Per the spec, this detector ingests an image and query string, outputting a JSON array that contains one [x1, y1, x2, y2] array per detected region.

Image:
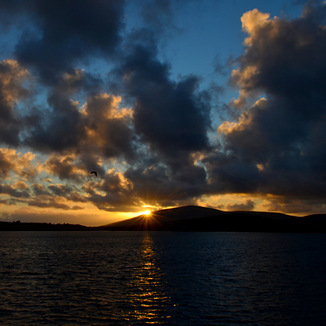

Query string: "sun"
[[143, 209, 152, 216], [138, 205, 154, 217]]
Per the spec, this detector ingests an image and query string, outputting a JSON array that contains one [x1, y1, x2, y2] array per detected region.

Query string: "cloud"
[[25, 90, 85, 152], [0, 0, 213, 217], [32, 183, 50, 196], [0, 0, 125, 84], [118, 42, 211, 165], [83, 169, 138, 212], [48, 184, 76, 197], [241, 9, 270, 43], [27, 197, 71, 210], [0, 183, 30, 198], [262, 196, 326, 215], [44, 154, 86, 181], [81, 93, 136, 160], [1, 1, 326, 218], [25, 90, 136, 165], [224, 199, 255, 211], [0, 59, 30, 145], [0, 148, 38, 180], [217, 1, 326, 200], [29, 183, 87, 210], [0, 148, 15, 179], [136, 0, 177, 37]]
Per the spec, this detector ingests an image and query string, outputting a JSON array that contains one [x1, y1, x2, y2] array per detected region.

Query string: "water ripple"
[[1, 231, 326, 325]]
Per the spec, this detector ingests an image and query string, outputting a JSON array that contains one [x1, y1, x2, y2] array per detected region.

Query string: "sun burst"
[[143, 209, 152, 216]]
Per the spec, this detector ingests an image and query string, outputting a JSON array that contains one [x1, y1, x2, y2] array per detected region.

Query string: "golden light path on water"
[[126, 233, 173, 324]]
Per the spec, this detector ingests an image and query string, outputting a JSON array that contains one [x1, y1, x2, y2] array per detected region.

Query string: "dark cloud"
[[83, 170, 138, 212], [26, 91, 84, 152], [82, 163, 204, 212], [263, 196, 326, 215], [0, 60, 30, 145], [27, 197, 71, 210], [1, 0, 326, 217], [81, 93, 136, 160], [0, 183, 30, 198], [204, 152, 262, 194], [48, 184, 76, 197], [224, 199, 255, 211], [0, 0, 119, 158], [44, 154, 84, 181], [0, 0, 212, 204], [68, 192, 88, 203], [103, 35, 212, 207], [124, 166, 184, 206], [32, 183, 50, 196], [138, 0, 176, 36], [0, 149, 15, 179], [119, 43, 211, 160], [0, 0, 125, 84], [30, 183, 87, 209], [56, 69, 104, 97], [25, 90, 135, 164], [216, 2, 326, 199]]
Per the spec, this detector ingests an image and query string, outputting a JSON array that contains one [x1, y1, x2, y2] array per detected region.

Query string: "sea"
[[1, 231, 326, 325]]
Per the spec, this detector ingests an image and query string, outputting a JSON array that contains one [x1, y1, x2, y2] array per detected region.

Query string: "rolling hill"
[[98, 205, 326, 232], [1, 205, 326, 232]]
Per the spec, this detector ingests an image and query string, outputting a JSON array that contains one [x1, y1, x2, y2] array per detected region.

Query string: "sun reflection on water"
[[127, 233, 172, 324]]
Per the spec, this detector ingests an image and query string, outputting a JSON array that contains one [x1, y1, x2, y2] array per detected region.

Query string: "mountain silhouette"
[[98, 205, 326, 232], [1, 206, 326, 232]]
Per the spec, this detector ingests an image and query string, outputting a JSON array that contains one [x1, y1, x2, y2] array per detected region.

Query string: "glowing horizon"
[[0, 1, 326, 225]]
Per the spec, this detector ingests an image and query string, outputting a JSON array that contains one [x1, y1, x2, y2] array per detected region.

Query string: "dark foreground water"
[[1, 231, 326, 325]]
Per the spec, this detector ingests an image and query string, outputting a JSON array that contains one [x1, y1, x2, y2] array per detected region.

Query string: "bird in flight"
[[90, 171, 97, 177]]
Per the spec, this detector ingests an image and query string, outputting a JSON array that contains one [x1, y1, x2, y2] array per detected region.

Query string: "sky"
[[0, 0, 326, 226]]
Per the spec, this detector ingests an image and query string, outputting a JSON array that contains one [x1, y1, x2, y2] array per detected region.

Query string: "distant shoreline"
[[0, 221, 91, 231], [1, 205, 326, 233]]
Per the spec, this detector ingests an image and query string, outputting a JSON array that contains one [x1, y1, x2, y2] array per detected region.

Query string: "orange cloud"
[[44, 153, 86, 181], [241, 9, 271, 44], [0, 148, 38, 180], [0, 59, 30, 106]]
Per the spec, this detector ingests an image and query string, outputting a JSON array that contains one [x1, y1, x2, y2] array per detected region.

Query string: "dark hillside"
[[99, 206, 326, 232], [2, 206, 326, 232]]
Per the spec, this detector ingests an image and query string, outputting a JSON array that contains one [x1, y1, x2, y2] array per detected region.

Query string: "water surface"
[[1, 231, 326, 325]]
